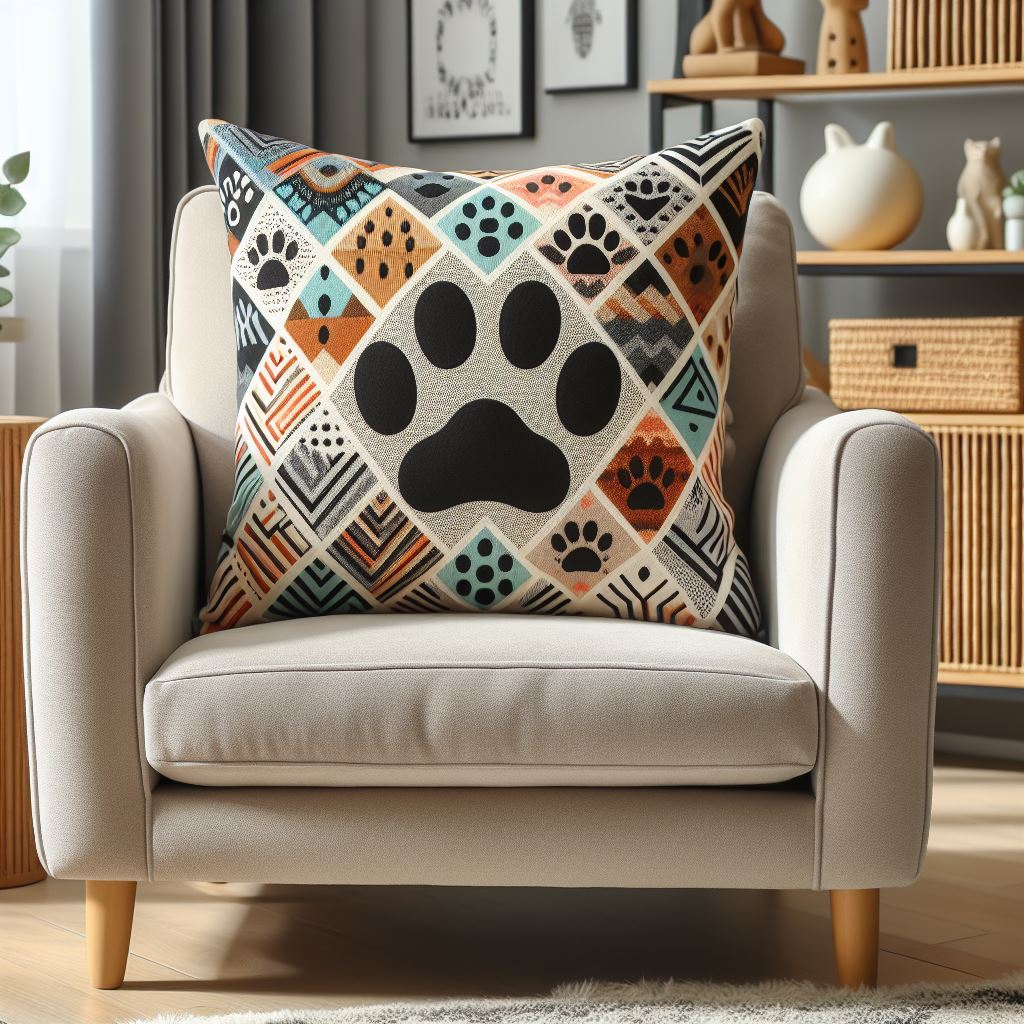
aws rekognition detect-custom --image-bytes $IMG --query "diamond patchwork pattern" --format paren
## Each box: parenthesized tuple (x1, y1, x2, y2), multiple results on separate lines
(198, 116, 763, 637)
(438, 527, 531, 609)
(437, 188, 541, 275)
(332, 199, 442, 308)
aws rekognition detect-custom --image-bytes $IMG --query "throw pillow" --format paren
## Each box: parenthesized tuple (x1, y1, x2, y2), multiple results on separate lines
(198, 117, 763, 636)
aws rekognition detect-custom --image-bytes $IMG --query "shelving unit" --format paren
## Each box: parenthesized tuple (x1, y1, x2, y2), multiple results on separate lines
(654, 2, 1024, 694)
(648, 3, 1024, 193)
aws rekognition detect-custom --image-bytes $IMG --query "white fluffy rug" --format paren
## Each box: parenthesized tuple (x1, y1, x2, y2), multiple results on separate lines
(131, 974, 1024, 1024)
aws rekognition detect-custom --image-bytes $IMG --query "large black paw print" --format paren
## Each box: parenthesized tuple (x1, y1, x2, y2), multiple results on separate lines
(248, 229, 298, 291)
(551, 519, 613, 574)
(352, 278, 622, 514)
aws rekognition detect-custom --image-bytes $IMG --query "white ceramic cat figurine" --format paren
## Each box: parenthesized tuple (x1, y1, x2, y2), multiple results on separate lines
(800, 122, 923, 250)
(957, 138, 1009, 249)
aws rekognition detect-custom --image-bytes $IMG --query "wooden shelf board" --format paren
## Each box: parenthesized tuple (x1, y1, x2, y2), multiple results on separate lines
(939, 668, 1024, 689)
(649, 66, 1024, 100)
(796, 249, 1024, 276)
(798, 249, 1024, 266)
(908, 412, 1024, 427)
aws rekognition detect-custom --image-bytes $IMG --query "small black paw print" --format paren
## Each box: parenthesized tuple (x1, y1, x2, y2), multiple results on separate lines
(540, 207, 637, 299)
(550, 519, 613, 574)
(248, 229, 298, 290)
(454, 194, 525, 260)
(622, 176, 674, 221)
(617, 455, 676, 511)
(665, 232, 729, 290)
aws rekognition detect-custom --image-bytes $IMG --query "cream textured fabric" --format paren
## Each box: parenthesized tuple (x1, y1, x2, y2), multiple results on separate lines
(151, 783, 816, 888)
(144, 615, 817, 787)
(21, 394, 199, 880)
(752, 388, 942, 889)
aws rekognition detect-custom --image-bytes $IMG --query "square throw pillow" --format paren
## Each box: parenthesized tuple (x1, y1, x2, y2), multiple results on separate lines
(198, 117, 763, 636)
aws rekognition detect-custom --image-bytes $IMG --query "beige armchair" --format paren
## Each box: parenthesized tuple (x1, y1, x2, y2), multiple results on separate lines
(21, 188, 941, 991)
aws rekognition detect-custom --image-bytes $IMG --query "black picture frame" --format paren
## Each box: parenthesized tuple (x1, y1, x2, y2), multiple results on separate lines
(543, 0, 638, 94)
(406, 0, 536, 144)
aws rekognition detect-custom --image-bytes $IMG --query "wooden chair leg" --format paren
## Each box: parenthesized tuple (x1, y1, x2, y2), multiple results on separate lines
(830, 888, 879, 988)
(85, 880, 136, 989)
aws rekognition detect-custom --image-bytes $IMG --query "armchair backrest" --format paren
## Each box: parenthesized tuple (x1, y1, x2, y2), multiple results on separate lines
(164, 187, 804, 580)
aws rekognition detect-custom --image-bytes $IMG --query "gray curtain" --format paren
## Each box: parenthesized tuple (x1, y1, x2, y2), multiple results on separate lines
(91, 0, 369, 407)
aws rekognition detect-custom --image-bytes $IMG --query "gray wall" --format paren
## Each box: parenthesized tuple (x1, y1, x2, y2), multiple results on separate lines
(368, 0, 1024, 366)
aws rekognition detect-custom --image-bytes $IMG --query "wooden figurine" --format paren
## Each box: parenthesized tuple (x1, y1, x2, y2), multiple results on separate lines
(682, 0, 805, 77)
(957, 138, 1010, 249)
(817, 0, 869, 74)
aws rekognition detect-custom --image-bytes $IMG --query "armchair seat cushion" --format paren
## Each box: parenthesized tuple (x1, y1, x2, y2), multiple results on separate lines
(143, 616, 817, 787)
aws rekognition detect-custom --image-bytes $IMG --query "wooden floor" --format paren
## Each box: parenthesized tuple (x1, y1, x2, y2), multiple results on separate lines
(1, 757, 1023, 1024)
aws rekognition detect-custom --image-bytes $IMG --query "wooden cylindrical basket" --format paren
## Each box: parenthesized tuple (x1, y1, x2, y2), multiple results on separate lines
(1, 416, 46, 888)
(830, 317, 1024, 414)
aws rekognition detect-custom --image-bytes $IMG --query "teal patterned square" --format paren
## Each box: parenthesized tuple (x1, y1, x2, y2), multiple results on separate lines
(660, 346, 719, 460)
(274, 153, 383, 244)
(438, 528, 530, 609)
(437, 189, 540, 275)
(292, 263, 354, 319)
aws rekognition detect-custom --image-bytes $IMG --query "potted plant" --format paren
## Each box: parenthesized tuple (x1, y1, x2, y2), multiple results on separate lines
(0, 151, 29, 342)
(1003, 170, 1024, 251)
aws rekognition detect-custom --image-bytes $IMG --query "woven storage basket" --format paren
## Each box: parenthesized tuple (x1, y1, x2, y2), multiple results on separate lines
(888, 0, 1024, 70)
(829, 317, 1024, 413)
(911, 413, 1024, 688)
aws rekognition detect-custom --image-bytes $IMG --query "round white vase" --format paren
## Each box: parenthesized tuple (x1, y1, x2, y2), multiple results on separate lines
(946, 197, 983, 251)
(800, 122, 923, 251)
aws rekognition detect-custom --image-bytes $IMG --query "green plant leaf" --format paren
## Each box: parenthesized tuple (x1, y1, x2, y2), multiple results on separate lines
(0, 185, 25, 216)
(0, 286, 12, 308)
(2, 151, 29, 185)
(0, 227, 20, 259)
(0, 265, 9, 277)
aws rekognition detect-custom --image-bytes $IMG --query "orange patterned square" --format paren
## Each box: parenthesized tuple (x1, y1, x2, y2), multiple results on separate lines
(597, 412, 693, 541)
(333, 201, 441, 308)
(656, 205, 734, 326)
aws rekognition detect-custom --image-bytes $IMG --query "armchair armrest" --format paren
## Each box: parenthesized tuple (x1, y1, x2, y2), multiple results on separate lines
(22, 393, 200, 880)
(750, 388, 942, 890)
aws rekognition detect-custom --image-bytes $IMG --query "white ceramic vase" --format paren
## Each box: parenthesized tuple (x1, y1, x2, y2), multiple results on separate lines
(1004, 194, 1024, 251)
(799, 122, 923, 250)
(946, 197, 984, 251)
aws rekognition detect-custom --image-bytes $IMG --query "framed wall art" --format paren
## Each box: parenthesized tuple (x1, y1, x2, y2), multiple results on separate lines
(542, 0, 637, 93)
(407, 0, 536, 143)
